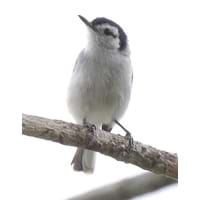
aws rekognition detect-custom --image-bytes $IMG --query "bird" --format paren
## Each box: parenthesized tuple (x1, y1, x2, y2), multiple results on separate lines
(66, 15, 133, 173)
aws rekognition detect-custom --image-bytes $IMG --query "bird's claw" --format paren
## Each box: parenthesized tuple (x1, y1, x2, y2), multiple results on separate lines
(114, 119, 134, 151)
(84, 122, 96, 133)
(125, 131, 134, 151)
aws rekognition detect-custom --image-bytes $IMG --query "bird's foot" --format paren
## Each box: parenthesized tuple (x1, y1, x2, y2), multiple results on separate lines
(125, 130, 134, 151)
(83, 120, 96, 134)
(114, 119, 134, 151)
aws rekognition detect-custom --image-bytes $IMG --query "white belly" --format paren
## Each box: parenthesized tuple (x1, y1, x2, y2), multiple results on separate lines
(67, 51, 132, 125)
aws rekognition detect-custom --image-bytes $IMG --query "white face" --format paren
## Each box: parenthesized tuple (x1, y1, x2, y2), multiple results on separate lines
(89, 24, 121, 51)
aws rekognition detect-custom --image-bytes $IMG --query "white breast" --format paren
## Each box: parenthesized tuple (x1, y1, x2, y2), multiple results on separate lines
(67, 49, 132, 126)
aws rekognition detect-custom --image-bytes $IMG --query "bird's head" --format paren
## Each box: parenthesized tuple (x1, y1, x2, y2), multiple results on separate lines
(78, 15, 129, 54)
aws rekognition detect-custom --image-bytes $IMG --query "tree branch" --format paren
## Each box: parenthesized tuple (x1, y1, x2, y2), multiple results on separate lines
(22, 114, 178, 180)
(68, 173, 177, 200)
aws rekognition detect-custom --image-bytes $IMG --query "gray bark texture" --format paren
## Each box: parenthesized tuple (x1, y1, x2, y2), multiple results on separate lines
(68, 173, 177, 200)
(22, 114, 178, 180)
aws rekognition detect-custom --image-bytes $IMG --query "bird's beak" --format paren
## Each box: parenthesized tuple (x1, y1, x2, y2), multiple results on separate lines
(78, 15, 98, 33)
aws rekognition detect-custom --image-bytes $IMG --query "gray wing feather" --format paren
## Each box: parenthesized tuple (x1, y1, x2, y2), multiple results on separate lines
(73, 50, 85, 73)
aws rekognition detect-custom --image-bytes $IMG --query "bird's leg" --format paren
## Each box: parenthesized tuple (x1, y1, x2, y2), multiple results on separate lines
(83, 118, 96, 133)
(114, 119, 133, 150)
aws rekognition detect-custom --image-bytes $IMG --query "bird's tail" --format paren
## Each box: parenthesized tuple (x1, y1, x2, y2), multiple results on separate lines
(71, 148, 96, 173)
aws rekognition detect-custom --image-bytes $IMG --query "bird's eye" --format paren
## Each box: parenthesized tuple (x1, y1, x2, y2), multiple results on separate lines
(104, 28, 116, 38)
(104, 28, 112, 35)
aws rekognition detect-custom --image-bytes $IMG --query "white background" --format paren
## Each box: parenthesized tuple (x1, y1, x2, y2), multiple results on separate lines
(0, 0, 200, 199)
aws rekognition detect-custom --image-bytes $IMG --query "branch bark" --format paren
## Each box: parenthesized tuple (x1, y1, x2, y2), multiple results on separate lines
(68, 173, 177, 200)
(22, 114, 178, 180)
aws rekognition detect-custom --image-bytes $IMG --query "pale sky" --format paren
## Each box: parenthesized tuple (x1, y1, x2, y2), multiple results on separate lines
(1, 0, 200, 199)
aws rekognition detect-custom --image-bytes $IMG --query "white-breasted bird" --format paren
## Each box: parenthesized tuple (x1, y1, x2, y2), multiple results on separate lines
(67, 15, 133, 173)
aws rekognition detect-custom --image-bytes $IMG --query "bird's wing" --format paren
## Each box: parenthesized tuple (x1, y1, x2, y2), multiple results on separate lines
(72, 50, 85, 73)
